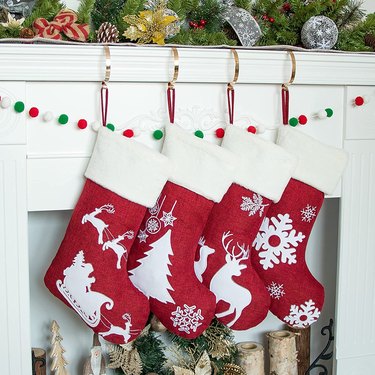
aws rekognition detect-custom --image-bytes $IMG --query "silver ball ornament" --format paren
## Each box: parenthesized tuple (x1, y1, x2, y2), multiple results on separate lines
(301, 16, 338, 50)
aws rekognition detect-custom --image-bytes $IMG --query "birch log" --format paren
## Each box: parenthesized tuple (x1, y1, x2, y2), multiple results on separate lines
(236, 342, 265, 375)
(288, 326, 310, 375)
(268, 330, 298, 375)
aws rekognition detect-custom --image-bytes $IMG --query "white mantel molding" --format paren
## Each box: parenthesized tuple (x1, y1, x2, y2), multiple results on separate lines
(0, 44, 374, 85)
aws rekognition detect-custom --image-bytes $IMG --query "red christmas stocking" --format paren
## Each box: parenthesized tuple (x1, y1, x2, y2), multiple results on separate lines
(128, 124, 236, 339)
(251, 127, 347, 328)
(44, 128, 170, 344)
(195, 126, 297, 330)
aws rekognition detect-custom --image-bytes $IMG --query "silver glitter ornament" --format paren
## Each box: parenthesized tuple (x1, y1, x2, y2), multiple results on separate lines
(301, 15, 338, 50)
(224, 7, 261, 47)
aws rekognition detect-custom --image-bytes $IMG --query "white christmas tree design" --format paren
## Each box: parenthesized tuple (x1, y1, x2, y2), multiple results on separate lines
(50, 320, 69, 375)
(129, 229, 175, 304)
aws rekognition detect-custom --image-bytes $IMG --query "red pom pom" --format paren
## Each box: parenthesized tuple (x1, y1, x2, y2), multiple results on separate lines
(216, 128, 225, 138)
(123, 129, 134, 138)
(77, 119, 88, 129)
(29, 107, 39, 118)
(247, 125, 257, 134)
(269, 17, 275, 23)
(298, 115, 308, 125)
(355, 96, 364, 106)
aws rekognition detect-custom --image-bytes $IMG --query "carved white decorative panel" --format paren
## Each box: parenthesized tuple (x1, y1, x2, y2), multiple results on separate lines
(0, 146, 31, 374)
(0, 83, 26, 145)
(336, 140, 375, 369)
(345, 86, 375, 140)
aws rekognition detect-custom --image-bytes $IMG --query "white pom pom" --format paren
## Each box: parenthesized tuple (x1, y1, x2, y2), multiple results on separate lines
(256, 124, 266, 134)
(43, 111, 54, 122)
(318, 109, 327, 119)
(91, 121, 101, 132)
(133, 128, 141, 137)
(363, 95, 371, 104)
(0, 97, 11, 109)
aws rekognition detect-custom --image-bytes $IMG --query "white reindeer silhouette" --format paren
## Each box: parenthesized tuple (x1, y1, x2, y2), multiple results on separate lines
(82, 204, 115, 244)
(194, 237, 215, 282)
(210, 231, 252, 327)
(99, 313, 134, 343)
(102, 230, 134, 269)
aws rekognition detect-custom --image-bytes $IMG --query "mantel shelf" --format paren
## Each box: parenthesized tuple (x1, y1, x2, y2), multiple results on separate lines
(0, 44, 374, 85)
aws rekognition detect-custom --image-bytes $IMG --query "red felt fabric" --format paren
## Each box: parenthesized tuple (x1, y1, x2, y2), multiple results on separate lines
(251, 178, 325, 328)
(197, 183, 272, 330)
(44, 179, 150, 344)
(127, 181, 217, 339)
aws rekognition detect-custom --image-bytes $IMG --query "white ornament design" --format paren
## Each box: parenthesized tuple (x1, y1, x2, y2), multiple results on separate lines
(170, 304, 204, 334)
(267, 281, 285, 300)
(160, 201, 177, 227)
(137, 229, 148, 243)
(56, 251, 114, 328)
(240, 194, 269, 217)
(301, 204, 317, 223)
(146, 217, 161, 234)
(284, 299, 321, 328)
(253, 214, 305, 270)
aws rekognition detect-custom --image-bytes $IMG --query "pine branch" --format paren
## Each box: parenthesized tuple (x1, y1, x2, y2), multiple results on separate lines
(77, 0, 95, 24)
(23, 0, 63, 28)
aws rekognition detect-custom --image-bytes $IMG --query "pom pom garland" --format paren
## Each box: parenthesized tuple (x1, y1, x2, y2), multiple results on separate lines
(29, 107, 39, 118)
(215, 127, 225, 138)
(58, 114, 69, 125)
(14, 101, 25, 113)
(247, 125, 257, 134)
(194, 130, 204, 138)
(123, 129, 134, 138)
(0, 97, 11, 109)
(106, 123, 115, 131)
(77, 119, 88, 129)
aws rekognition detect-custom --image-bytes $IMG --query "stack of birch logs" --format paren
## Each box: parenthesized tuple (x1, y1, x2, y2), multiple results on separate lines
(236, 326, 310, 375)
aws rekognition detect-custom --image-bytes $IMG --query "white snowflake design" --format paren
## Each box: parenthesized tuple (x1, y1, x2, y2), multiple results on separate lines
(137, 229, 148, 243)
(170, 304, 204, 334)
(301, 204, 317, 223)
(160, 201, 177, 227)
(267, 282, 285, 300)
(253, 213, 305, 270)
(284, 299, 321, 328)
(240, 194, 269, 217)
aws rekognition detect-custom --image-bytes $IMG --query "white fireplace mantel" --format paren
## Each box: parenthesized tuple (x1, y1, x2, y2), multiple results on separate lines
(0, 45, 374, 375)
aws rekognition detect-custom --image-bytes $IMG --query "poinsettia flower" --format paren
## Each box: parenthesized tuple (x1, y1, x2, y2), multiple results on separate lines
(1, 13, 25, 28)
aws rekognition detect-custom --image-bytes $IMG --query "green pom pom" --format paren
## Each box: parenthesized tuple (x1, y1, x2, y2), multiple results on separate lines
(153, 129, 164, 140)
(325, 108, 334, 118)
(14, 101, 25, 113)
(58, 114, 69, 125)
(289, 117, 298, 127)
(194, 130, 204, 139)
(106, 123, 115, 131)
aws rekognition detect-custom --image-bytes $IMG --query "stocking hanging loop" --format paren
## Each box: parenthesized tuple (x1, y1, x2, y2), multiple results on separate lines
(227, 49, 239, 125)
(281, 51, 296, 125)
(167, 47, 179, 124)
(100, 45, 111, 127)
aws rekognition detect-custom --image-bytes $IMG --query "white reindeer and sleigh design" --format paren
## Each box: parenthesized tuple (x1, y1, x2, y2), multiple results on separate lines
(56, 203, 140, 343)
(195, 231, 252, 327)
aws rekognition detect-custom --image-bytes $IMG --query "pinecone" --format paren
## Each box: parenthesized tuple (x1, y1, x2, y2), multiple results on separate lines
(364, 33, 375, 51)
(96, 22, 119, 43)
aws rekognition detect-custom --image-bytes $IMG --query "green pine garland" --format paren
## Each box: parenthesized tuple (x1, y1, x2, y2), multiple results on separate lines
(22, 0, 64, 28)
(77, 0, 96, 24)
(92, 0, 126, 30)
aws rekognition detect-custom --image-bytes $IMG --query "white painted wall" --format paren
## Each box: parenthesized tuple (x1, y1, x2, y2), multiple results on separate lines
(28, 199, 339, 373)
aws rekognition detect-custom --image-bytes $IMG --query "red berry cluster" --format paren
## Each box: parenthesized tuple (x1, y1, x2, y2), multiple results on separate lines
(189, 19, 207, 29)
(262, 14, 275, 23)
(282, 2, 291, 12)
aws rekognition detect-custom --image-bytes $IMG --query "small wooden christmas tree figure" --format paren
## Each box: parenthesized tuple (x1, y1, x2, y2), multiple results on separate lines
(50, 320, 69, 375)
